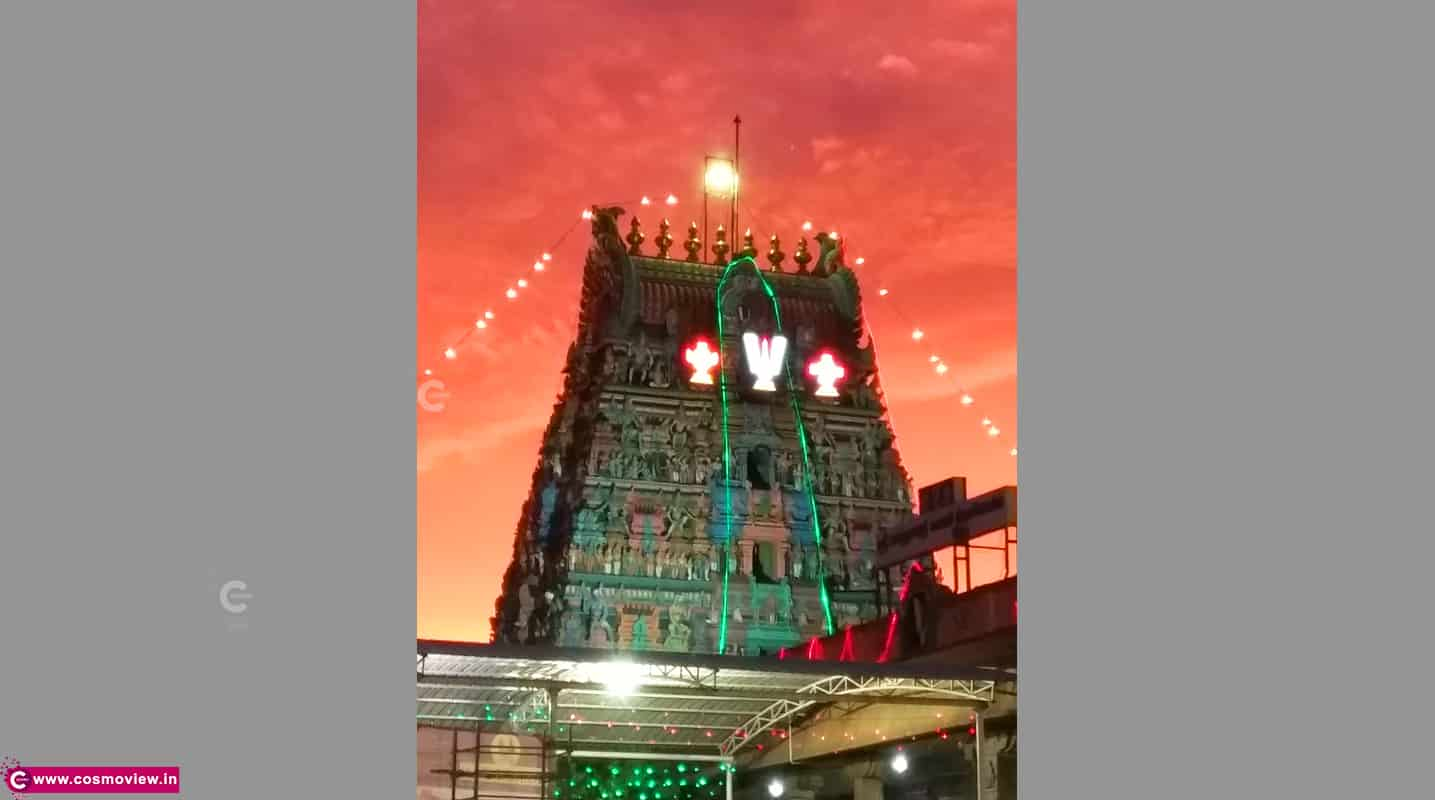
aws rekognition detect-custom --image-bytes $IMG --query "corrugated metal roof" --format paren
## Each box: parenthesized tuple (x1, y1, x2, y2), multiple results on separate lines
(417, 641, 1006, 757)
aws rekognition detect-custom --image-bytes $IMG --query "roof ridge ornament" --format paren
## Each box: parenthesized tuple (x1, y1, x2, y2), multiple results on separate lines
(683, 222, 702, 262)
(766, 234, 786, 272)
(655, 219, 674, 259)
(711, 225, 730, 265)
(792, 236, 812, 274)
(626, 216, 646, 256)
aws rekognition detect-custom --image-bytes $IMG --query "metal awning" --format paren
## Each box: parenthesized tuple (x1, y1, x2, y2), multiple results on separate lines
(418, 641, 1007, 761)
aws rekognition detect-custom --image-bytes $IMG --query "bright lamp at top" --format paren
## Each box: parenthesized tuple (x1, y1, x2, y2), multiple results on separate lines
(704, 162, 738, 196)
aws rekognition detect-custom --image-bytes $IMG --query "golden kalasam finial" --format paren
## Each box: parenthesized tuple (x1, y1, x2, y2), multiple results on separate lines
(655, 218, 674, 259)
(626, 217, 645, 255)
(683, 222, 702, 262)
(711, 225, 730, 265)
(767, 234, 786, 272)
(739, 228, 757, 260)
(793, 236, 813, 274)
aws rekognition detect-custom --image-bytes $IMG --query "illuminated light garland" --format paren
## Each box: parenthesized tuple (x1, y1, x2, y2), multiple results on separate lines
(422, 196, 677, 381)
(878, 561, 924, 663)
(858, 258, 1015, 456)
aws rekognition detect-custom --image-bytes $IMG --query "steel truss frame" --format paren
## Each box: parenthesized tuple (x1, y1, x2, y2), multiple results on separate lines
(718, 675, 995, 756)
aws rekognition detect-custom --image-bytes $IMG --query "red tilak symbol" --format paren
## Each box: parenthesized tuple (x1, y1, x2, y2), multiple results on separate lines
(684, 339, 719, 385)
(807, 353, 846, 397)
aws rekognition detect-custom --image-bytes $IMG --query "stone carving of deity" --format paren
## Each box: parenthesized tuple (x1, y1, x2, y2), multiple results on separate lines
(631, 612, 651, 650)
(601, 347, 619, 380)
(612, 346, 631, 383)
(670, 407, 690, 450)
(663, 606, 692, 651)
(589, 610, 612, 648)
(560, 600, 585, 646)
(647, 351, 670, 388)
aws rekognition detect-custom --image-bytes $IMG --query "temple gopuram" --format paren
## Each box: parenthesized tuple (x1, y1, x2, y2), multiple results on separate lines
(491, 206, 916, 656)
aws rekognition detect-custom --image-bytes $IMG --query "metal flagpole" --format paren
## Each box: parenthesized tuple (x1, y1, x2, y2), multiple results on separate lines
(732, 115, 741, 237)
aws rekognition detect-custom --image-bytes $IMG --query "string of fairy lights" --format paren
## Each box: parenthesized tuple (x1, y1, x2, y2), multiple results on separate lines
(420, 203, 1015, 459)
(419, 194, 680, 381)
(790, 220, 1017, 459)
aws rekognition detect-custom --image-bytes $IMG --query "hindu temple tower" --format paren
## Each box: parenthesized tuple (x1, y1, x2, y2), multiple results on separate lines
(492, 206, 915, 655)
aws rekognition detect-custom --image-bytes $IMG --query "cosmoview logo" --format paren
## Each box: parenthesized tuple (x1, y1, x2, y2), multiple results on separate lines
(5, 758, 28, 798)
(417, 379, 449, 413)
(220, 580, 251, 614)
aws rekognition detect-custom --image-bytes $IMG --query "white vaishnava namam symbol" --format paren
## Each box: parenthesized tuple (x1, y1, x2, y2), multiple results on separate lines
(807, 353, 846, 397)
(742, 332, 788, 392)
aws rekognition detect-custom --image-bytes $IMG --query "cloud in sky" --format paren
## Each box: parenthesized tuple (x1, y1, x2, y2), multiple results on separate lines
(418, 0, 1016, 642)
(877, 53, 919, 77)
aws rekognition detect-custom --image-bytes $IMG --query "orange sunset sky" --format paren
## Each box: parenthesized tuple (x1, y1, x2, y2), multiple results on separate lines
(417, 0, 1016, 643)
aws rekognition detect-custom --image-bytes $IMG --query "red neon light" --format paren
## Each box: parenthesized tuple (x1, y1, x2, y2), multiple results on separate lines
(777, 647, 788, 660)
(806, 352, 846, 397)
(684, 338, 719, 385)
(839, 626, 855, 662)
(878, 612, 900, 663)
(806, 636, 825, 660)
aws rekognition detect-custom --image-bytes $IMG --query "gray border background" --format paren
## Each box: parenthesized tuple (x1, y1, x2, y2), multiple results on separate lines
(1020, 1, 1431, 797)
(2, 1, 1431, 798)
(1, 3, 415, 798)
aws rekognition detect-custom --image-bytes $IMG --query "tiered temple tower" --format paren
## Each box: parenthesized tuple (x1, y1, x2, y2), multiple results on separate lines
(492, 206, 915, 655)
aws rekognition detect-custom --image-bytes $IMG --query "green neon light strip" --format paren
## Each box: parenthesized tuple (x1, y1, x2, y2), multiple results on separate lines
(713, 257, 836, 654)
(715, 263, 735, 654)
